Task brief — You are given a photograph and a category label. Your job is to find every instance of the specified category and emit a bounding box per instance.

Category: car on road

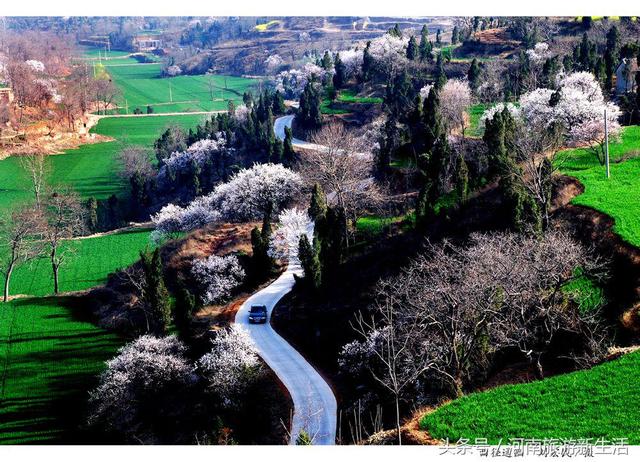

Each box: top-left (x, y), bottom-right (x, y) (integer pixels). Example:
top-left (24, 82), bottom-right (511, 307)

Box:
top-left (248, 305), bottom-right (268, 324)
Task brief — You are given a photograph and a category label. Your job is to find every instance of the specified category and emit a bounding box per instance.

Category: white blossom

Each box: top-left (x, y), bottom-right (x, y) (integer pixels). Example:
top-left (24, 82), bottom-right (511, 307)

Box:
top-left (419, 84), bottom-right (434, 100)
top-left (264, 54), bottom-right (284, 74)
top-left (526, 42), bottom-right (551, 65)
top-left (88, 335), bottom-right (193, 432)
top-left (197, 325), bottom-right (261, 407)
top-left (165, 65), bottom-right (182, 76)
top-left (209, 163), bottom-right (303, 221)
top-left (233, 104), bottom-right (250, 123)
top-left (269, 208), bottom-right (313, 260)
top-left (190, 254), bottom-right (245, 304)
top-left (368, 34), bottom-right (408, 72)
top-left (274, 62), bottom-right (330, 98)
top-left (440, 79), bottom-right (472, 132)
top-left (479, 103), bottom-right (521, 130)
top-left (25, 59), bottom-right (45, 73)
top-left (339, 48), bottom-right (364, 78)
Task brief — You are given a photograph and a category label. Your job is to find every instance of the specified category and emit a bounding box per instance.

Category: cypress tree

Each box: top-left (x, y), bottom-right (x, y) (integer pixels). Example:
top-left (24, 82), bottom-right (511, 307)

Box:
top-left (174, 281), bottom-right (196, 339)
top-left (141, 248), bottom-right (171, 335)
top-left (455, 154), bottom-right (469, 202)
top-left (435, 29), bottom-right (442, 47)
top-left (321, 51), bottom-right (333, 70)
top-left (362, 41), bottom-right (374, 80)
top-left (283, 126), bottom-right (296, 166)
top-left (86, 197), bottom-right (98, 232)
top-left (308, 183), bottom-right (328, 223)
top-left (467, 58), bottom-right (481, 92)
top-left (333, 53), bottom-right (346, 89)
top-left (406, 36), bottom-right (418, 60)
top-left (298, 234), bottom-right (322, 291)
top-left (451, 25), bottom-right (460, 44)
top-left (388, 23), bottom-right (402, 38)
top-left (419, 26), bottom-right (433, 62)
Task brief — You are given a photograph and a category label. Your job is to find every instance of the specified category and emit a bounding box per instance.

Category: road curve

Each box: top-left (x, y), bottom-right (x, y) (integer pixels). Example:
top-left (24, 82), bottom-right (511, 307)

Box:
top-left (234, 232), bottom-right (338, 444)
top-left (274, 114), bottom-right (328, 151)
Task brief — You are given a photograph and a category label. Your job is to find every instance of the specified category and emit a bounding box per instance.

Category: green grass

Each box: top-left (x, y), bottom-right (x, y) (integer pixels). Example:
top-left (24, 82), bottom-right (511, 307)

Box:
top-left (320, 98), bottom-right (350, 115)
top-left (0, 114), bottom-right (206, 215)
top-left (559, 125), bottom-right (640, 248)
top-left (9, 228), bottom-right (154, 297)
top-left (468, 103), bottom-right (490, 137)
top-left (0, 297), bottom-right (123, 444)
top-left (337, 89), bottom-right (383, 104)
top-left (105, 64), bottom-right (258, 115)
top-left (420, 351), bottom-right (640, 443)
top-left (563, 268), bottom-right (605, 314)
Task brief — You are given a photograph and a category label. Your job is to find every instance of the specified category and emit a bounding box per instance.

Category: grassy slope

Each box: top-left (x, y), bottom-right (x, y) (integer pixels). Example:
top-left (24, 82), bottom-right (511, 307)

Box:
top-left (420, 351), bottom-right (640, 443)
top-left (106, 64), bottom-right (258, 114)
top-left (0, 114), bottom-right (205, 214)
top-left (10, 228), bottom-right (154, 297)
top-left (559, 125), bottom-right (640, 248)
top-left (0, 297), bottom-right (122, 444)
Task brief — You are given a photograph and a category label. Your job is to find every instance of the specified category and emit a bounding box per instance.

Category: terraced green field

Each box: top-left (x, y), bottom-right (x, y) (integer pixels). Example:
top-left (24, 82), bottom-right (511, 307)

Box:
top-left (105, 64), bottom-right (258, 114)
top-left (559, 125), bottom-right (640, 248)
top-left (9, 228), bottom-right (154, 297)
top-left (0, 297), bottom-right (122, 444)
top-left (467, 103), bottom-right (490, 137)
top-left (420, 351), bottom-right (640, 443)
top-left (0, 114), bottom-right (206, 214)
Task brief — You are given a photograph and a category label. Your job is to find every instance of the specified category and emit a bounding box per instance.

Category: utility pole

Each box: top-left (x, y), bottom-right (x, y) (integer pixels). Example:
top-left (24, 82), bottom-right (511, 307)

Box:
top-left (604, 109), bottom-right (610, 179)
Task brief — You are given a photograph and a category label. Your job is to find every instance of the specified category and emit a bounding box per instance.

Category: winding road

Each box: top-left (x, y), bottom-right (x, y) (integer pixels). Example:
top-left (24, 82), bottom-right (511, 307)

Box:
top-left (233, 118), bottom-right (338, 445)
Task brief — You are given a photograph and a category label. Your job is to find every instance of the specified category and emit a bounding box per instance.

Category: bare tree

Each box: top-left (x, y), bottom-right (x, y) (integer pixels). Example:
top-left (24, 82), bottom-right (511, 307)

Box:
top-left (93, 78), bottom-right (120, 115)
top-left (42, 189), bottom-right (85, 294)
top-left (19, 153), bottom-right (49, 208)
top-left (341, 231), bottom-right (608, 439)
top-left (509, 120), bottom-right (564, 228)
top-left (0, 207), bottom-right (45, 302)
top-left (118, 145), bottom-right (154, 179)
top-left (302, 123), bottom-right (383, 244)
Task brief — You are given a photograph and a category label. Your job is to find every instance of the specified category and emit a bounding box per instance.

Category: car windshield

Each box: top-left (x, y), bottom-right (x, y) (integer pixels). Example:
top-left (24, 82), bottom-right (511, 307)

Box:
top-left (250, 306), bottom-right (266, 313)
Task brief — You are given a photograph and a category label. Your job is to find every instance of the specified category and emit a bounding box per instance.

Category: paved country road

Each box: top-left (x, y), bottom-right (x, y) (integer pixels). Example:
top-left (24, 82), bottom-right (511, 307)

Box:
top-left (274, 114), bottom-right (329, 151)
top-left (234, 227), bottom-right (337, 445)
top-left (235, 125), bottom-right (338, 445)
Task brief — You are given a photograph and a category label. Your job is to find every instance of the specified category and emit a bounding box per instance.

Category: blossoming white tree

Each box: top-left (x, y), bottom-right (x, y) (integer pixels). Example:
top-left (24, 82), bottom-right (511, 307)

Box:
top-left (88, 335), bottom-right (193, 439)
top-left (152, 163), bottom-right (302, 240)
top-left (197, 325), bottom-right (261, 408)
top-left (368, 34), bottom-right (408, 75)
top-left (269, 207), bottom-right (313, 260)
top-left (190, 254), bottom-right (245, 304)
top-left (264, 54), bottom-right (284, 74)
top-left (274, 62), bottom-right (330, 98)
top-left (439, 79), bottom-right (473, 135)
top-left (209, 162), bottom-right (303, 221)
top-left (519, 71), bottom-right (622, 164)
top-left (479, 103), bottom-right (521, 131)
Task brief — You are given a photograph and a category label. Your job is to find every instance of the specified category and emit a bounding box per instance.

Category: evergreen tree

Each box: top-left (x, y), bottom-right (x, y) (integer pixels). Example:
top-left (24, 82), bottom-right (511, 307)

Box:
top-left (321, 50), bottom-right (333, 70)
top-left (455, 154), bottom-right (469, 202)
top-left (308, 183), bottom-right (328, 222)
top-left (467, 58), bottom-right (481, 92)
top-left (298, 82), bottom-right (322, 130)
top-left (542, 56), bottom-right (561, 88)
top-left (298, 234), bottom-right (322, 291)
top-left (451, 25), bottom-right (460, 44)
top-left (435, 29), bottom-right (442, 47)
top-left (604, 25), bottom-right (620, 90)
top-left (388, 23), bottom-right (402, 38)
top-left (283, 126), bottom-right (296, 166)
top-left (362, 41), bottom-right (374, 81)
top-left (435, 52), bottom-right (447, 89)
top-left (272, 90), bottom-right (286, 115)
top-left (86, 197), bottom-right (98, 232)
top-left (174, 281), bottom-right (196, 339)
top-left (419, 26), bottom-right (433, 62)
top-left (333, 52), bottom-right (347, 89)
top-left (406, 36), bottom-right (418, 61)
top-left (141, 248), bottom-right (171, 335)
